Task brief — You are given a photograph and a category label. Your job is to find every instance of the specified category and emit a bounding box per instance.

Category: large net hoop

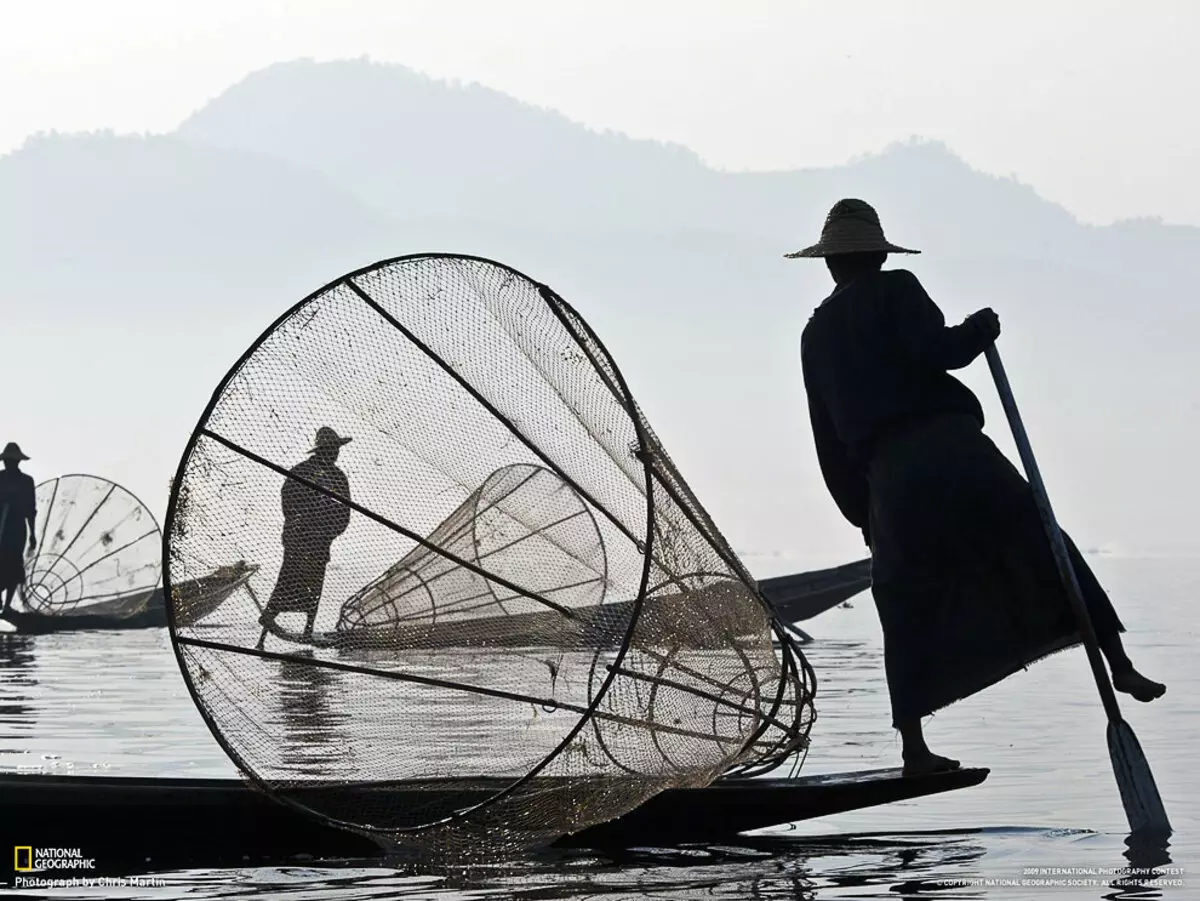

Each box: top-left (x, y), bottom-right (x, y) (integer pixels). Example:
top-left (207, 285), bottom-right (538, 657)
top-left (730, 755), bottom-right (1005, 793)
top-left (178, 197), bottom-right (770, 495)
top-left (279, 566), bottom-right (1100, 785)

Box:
top-left (163, 253), bottom-right (817, 857)
top-left (22, 474), bottom-right (161, 616)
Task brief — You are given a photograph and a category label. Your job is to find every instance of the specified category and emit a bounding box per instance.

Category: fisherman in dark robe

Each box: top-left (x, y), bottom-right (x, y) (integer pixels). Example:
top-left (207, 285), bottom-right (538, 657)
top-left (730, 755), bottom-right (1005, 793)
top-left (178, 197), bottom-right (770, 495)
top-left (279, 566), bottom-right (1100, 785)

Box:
top-left (0, 443), bottom-right (37, 616)
top-left (256, 427), bottom-right (353, 649)
top-left (790, 199), bottom-right (1165, 776)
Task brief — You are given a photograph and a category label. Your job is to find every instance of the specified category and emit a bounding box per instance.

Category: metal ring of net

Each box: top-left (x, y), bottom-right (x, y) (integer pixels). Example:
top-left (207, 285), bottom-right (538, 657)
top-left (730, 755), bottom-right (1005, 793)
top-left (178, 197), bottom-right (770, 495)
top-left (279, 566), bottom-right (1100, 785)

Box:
top-left (163, 253), bottom-right (817, 858)
top-left (22, 474), bottom-right (162, 615)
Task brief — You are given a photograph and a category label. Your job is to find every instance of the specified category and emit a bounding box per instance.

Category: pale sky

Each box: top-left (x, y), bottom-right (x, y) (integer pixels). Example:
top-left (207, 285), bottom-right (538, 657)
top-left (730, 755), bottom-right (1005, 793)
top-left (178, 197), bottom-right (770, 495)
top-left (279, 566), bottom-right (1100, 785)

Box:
top-left (3, 0), bottom-right (1198, 227)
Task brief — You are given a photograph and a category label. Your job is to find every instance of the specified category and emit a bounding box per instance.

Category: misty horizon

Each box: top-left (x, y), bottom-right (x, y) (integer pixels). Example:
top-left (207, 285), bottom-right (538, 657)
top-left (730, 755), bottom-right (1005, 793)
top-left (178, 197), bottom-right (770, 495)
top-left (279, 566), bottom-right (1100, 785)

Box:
top-left (4, 56), bottom-right (1198, 571)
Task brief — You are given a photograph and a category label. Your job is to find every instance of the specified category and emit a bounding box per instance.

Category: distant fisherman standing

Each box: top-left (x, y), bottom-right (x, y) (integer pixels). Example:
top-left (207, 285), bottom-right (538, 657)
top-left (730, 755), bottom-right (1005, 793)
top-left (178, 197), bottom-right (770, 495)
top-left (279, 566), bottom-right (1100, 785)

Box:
top-left (791, 199), bottom-right (1164, 776)
top-left (256, 427), bottom-right (353, 648)
top-left (0, 442), bottom-right (37, 616)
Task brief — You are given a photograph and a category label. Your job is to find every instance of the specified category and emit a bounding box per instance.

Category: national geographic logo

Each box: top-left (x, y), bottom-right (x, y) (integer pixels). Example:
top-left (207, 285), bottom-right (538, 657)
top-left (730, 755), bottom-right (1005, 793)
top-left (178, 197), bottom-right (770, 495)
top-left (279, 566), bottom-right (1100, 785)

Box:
top-left (13, 846), bottom-right (95, 872)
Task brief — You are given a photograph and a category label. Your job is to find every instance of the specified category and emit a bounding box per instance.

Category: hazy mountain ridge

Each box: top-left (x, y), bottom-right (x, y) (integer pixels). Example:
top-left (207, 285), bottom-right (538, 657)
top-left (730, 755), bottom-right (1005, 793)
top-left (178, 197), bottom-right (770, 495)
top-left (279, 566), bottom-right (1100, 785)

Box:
top-left (172, 59), bottom-right (1200, 273)
top-left (2, 58), bottom-right (1198, 562)
top-left (0, 129), bottom-right (389, 280)
top-left (175, 58), bottom-right (716, 239)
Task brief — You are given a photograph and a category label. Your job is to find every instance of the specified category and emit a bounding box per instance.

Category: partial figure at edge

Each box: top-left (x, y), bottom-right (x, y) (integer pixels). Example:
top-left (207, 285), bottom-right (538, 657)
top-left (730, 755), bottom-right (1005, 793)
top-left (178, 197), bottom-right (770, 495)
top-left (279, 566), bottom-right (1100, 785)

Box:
top-left (0, 443), bottom-right (36, 616)
top-left (788, 199), bottom-right (1165, 776)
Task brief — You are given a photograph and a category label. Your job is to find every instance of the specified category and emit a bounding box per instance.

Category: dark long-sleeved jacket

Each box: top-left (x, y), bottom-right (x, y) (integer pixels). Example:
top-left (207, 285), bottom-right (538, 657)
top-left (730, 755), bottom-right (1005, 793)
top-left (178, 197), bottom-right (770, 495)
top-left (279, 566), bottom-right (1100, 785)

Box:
top-left (281, 456), bottom-right (351, 549)
top-left (800, 268), bottom-right (993, 530)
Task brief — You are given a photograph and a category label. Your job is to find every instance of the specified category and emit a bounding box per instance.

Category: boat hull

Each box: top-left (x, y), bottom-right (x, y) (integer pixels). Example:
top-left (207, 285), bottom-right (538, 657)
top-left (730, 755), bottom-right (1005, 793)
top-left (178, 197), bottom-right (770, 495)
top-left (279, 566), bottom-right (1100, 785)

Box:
top-left (278, 560), bottom-right (873, 650)
top-left (0, 766), bottom-right (987, 874)
top-left (1, 605), bottom-right (166, 635)
top-left (0, 566), bottom-right (257, 635)
top-left (758, 559), bottom-right (871, 623)
top-left (0, 561), bottom-right (866, 639)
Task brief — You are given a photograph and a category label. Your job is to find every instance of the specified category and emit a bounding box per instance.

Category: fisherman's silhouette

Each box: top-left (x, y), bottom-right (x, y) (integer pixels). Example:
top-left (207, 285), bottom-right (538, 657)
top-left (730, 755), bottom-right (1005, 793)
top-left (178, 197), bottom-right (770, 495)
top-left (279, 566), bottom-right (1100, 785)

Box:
top-left (0, 443), bottom-right (37, 617)
top-left (256, 428), bottom-right (352, 649)
top-left (791, 200), bottom-right (1165, 776)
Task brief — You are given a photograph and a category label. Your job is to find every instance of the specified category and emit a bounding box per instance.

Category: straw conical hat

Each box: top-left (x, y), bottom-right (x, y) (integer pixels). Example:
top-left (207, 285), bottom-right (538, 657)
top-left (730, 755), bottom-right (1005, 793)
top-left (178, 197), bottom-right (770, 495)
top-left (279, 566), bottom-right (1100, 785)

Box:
top-left (784, 198), bottom-right (920, 258)
top-left (0, 442), bottom-right (29, 461)
top-left (307, 426), bottom-right (352, 454)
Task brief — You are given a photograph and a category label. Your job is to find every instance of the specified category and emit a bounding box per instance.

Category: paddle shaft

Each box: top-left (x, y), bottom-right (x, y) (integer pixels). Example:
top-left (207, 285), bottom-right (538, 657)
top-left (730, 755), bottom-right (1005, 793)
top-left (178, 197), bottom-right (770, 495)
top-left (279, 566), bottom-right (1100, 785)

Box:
top-left (983, 345), bottom-right (1123, 723)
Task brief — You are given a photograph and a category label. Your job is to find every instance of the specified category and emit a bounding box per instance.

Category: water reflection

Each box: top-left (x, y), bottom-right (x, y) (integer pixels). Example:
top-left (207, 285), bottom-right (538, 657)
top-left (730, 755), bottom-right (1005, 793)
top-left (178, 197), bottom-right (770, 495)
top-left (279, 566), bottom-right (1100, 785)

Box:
top-left (1107, 830), bottom-right (1177, 898)
top-left (0, 635), bottom-right (37, 752)
top-left (0, 555), bottom-right (1188, 900)
top-left (330, 832), bottom-right (989, 901)
top-left (223, 832), bottom-right (993, 900)
top-left (276, 650), bottom-right (353, 778)
top-left (56, 827), bottom-right (1179, 901)
top-left (732, 832), bottom-right (988, 900)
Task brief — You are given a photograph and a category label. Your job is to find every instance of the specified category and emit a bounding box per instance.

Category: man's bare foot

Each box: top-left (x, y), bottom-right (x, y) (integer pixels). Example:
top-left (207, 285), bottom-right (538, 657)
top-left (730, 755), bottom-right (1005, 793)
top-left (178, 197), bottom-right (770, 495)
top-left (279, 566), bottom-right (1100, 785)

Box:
top-left (903, 751), bottom-right (961, 777)
top-left (1113, 669), bottom-right (1166, 703)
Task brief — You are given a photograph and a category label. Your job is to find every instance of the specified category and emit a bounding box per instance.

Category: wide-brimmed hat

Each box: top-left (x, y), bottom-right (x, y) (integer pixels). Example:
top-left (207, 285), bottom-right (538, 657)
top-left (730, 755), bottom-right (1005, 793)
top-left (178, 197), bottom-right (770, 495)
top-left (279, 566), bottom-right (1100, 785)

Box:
top-left (0, 442), bottom-right (29, 461)
top-left (308, 427), bottom-right (352, 454)
top-left (784, 198), bottom-right (920, 258)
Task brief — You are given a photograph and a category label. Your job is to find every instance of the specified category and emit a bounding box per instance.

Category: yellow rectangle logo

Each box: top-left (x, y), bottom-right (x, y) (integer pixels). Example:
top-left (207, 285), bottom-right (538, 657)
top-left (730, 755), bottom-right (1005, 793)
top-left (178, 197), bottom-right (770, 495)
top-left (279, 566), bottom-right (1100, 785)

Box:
top-left (13, 846), bottom-right (32, 871)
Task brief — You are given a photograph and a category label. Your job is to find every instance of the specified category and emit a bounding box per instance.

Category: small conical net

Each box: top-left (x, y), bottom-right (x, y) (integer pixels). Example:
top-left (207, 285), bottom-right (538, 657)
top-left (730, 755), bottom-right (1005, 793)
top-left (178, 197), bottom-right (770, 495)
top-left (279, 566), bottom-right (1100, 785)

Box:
top-left (164, 253), bottom-right (816, 857)
top-left (22, 474), bottom-right (161, 616)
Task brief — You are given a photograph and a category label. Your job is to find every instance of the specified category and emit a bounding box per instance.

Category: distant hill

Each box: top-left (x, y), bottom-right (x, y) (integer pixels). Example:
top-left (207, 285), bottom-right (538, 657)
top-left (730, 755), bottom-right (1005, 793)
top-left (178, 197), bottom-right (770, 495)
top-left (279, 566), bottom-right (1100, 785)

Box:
top-left (175, 60), bottom-right (1200, 275)
top-left (0, 129), bottom-right (392, 290)
top-left (176, 59), bottom-right (717, 237)
top-left (2, 58), bottom-right (1198, 562)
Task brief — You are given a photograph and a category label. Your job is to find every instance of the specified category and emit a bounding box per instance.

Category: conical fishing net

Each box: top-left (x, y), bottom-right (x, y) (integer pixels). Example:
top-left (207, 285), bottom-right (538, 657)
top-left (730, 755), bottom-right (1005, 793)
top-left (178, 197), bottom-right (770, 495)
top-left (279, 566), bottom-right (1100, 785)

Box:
top-left (164, 253), bottom-right (817, 857)
top-left (22, 474), bottom-right (162, 616)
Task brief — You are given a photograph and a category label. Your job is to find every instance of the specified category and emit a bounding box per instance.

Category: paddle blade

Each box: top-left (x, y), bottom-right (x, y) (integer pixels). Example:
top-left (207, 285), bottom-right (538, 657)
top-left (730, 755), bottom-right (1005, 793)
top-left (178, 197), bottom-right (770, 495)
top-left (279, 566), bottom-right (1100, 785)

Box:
top-left (1108, 718), bottom-right (1171, 836)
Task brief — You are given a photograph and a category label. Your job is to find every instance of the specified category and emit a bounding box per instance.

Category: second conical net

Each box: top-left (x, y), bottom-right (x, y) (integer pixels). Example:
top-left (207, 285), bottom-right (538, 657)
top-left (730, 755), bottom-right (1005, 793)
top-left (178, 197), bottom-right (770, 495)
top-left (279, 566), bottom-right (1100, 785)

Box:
top-left (23, 474), bottom-right (161, 616)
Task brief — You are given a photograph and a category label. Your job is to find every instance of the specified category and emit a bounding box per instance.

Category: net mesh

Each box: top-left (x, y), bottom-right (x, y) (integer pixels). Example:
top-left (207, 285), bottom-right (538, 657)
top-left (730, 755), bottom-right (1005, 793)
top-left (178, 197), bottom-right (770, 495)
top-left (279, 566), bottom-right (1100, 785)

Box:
top-left (163, 254), bottom-right (816, 857)
top-left (335, 462), bottom-right (608, 645)
top-left (169, 559), bottom-right (261, 627)
top-left (22, 474), bottom-right (162, 616)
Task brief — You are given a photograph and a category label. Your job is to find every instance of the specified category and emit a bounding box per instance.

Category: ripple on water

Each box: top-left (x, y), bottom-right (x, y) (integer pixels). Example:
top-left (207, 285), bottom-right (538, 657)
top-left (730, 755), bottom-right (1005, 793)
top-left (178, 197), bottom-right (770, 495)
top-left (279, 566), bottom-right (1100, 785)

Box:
top-left (0, 556), bottom-right (1194, 898)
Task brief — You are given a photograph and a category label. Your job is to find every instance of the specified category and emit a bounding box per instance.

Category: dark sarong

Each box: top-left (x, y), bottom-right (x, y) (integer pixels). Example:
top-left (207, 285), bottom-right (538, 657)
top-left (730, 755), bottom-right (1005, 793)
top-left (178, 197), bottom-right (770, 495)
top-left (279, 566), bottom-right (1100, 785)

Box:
top-left (0, 471), bottom-right (36, 594)
top-left (866, 413), bottom-right (1123, 726)
top-left (264, 543), bottom-right (333, 618)
top-left (0, 516), bottom-right (26, 593)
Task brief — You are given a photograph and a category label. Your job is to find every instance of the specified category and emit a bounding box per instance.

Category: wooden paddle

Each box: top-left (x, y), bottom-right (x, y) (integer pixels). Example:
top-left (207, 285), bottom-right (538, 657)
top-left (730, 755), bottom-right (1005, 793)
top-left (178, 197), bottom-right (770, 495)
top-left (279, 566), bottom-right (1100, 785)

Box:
top-left (984, 343), bottom-right (1171, 836)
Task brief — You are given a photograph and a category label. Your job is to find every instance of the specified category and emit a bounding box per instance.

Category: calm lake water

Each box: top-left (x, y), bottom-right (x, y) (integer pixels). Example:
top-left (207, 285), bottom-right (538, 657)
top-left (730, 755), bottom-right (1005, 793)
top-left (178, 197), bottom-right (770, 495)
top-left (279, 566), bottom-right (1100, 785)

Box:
top-left (0, 555), bottom-right (1194, 899)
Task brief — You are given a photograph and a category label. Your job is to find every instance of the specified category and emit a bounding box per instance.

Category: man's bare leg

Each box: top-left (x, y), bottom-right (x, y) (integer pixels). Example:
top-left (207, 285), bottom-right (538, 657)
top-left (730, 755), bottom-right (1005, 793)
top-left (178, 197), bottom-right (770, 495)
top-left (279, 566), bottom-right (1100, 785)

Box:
top-left (1099, 632), bottom-right (1166, 702)
top-left (898, 718), bottom-right (960, 777)
top-left (255, 612), bottom-right (276, 651)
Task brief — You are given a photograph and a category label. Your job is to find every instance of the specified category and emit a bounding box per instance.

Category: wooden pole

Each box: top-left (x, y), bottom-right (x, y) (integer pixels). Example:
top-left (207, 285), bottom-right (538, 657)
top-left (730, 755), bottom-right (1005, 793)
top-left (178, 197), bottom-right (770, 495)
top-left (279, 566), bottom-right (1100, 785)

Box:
top-left (984, 343), bottom-right (1170, 835)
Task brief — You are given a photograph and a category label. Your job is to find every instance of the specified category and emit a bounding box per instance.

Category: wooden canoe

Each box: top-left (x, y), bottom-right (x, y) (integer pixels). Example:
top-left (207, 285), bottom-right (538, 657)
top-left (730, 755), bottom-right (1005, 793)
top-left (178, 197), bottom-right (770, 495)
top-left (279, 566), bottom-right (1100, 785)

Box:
top-left (0, 558), bottom-right (867, 639)
top-left (759, 558), bottom-right (870, 622)
top-left (0, 564), bottom-right (258, 635)
top-left (267, 559), bottom-right (871, 651)
top-left (0, 766), bottom-right (987, 874)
